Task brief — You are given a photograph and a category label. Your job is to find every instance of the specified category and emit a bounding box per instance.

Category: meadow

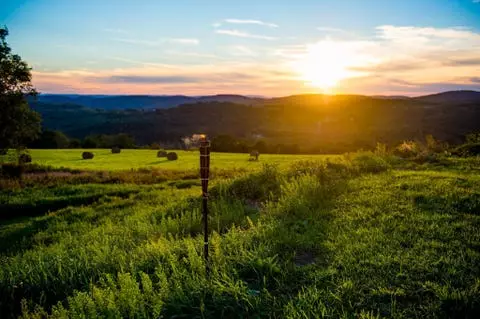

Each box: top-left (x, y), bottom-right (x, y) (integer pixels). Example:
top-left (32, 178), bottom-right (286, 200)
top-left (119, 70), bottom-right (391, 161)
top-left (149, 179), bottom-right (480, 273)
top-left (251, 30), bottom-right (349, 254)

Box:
top-left (1, 150), bottom-right (479, 318)
top-left (27, 149), bottom-right (332, 171)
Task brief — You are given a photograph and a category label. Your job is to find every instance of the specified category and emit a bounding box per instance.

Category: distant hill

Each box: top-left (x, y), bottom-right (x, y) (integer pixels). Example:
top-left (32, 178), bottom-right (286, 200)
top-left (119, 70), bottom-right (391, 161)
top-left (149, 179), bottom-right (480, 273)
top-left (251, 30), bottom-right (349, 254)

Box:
top-left (29, 91), bottom-right (480, 152)
top-left (32, 90), bottom-right (480, 111)
top-left (31, 94), bottom-right (261, 110)
top-left (412, 90), bottom-right (480, 104)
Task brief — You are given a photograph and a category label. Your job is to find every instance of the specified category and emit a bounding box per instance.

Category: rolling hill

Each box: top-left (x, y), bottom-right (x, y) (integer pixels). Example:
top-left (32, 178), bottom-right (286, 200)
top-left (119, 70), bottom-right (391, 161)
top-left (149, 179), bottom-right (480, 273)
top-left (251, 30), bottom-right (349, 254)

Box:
top-left (29, 91), bottom-right (480, 152)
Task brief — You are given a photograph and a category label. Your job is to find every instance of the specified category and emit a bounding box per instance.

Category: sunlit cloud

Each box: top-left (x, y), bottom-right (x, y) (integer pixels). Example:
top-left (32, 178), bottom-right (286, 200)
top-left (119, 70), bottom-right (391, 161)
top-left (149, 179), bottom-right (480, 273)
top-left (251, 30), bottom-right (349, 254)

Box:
top-left (224, 19), bottom-right (279, 28)
top-left (215, 29), bottom-right (276, 40)
top-left (33, 25), bottom-right (480, 96)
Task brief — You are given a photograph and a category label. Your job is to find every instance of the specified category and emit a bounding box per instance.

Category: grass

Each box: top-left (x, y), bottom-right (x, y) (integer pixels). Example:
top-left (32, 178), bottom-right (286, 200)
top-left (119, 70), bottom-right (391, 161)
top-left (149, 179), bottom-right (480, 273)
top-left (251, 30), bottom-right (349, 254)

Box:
top-left (0, 152), bottom-right (479, 318)
top-left (23, 149), bottom-right (334, 171)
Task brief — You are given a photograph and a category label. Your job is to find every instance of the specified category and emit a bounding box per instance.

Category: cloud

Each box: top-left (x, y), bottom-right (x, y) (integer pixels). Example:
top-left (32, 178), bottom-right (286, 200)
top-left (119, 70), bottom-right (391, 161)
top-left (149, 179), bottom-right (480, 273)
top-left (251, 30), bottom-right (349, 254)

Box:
top-left (103, 75), bottom-right (200, 84)
top-left (224, 19), bottom-right (278, 28)
top-left (215, 29), bottom-right (276, 40)
top-left (229, 45), bottom-right (257, 57)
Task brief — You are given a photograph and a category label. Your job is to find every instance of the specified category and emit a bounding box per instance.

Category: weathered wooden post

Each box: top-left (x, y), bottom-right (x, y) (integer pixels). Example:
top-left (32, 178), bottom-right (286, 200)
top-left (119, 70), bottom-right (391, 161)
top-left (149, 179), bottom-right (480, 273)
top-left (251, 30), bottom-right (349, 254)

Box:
top-left (199, 136), bottom-right (210, 274)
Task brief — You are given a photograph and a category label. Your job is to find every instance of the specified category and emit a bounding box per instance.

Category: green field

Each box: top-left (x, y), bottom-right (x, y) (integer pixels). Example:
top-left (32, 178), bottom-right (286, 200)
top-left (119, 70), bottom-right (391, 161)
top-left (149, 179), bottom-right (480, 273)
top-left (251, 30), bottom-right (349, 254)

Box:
top-left (28, 149), bottom-right (332, 171)
top-left (1, 151), bottom-right (480, 318)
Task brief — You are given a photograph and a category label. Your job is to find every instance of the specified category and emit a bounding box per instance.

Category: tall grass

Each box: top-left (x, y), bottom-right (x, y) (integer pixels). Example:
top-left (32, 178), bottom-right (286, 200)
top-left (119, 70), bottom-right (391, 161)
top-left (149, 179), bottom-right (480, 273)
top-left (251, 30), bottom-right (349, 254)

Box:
top-left (0, 153), bottom-right (478, 318)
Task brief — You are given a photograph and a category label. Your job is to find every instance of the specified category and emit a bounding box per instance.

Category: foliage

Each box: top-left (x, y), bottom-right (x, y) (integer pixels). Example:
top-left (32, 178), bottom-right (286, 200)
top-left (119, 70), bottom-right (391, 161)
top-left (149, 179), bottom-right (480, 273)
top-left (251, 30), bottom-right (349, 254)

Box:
top-left (0, 163), bottom-right (24, 179)
top-left (30, 130), bottom-right (70, 149)
top-left (166, 152), bottom-right (178, 161)
top-left (394, 140), bottom-right (421, 158)
top-left (80, 134), bottom-right (135, 149)
top-left (0, 27), bottom-right (41, 150)
top-left (18, 153), bottom-right (32, 164)
top-left (82, 151), bottom-right (94, 160)
top-left (453, 143), bottom-right (480, 157)
top-left (466, 132), bottom-right (480, 144)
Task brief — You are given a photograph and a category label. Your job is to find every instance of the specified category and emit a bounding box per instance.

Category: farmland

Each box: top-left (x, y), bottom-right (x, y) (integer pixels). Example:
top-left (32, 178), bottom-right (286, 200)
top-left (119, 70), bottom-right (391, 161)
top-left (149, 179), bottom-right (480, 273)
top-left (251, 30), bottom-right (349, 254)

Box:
top-left (1, 150), bottom-right (480, 318)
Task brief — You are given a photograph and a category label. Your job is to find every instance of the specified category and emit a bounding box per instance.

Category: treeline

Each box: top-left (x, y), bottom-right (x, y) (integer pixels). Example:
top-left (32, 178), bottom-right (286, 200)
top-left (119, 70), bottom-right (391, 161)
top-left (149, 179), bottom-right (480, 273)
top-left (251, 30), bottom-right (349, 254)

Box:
top-left (29, 131), bottom-right (136, 149)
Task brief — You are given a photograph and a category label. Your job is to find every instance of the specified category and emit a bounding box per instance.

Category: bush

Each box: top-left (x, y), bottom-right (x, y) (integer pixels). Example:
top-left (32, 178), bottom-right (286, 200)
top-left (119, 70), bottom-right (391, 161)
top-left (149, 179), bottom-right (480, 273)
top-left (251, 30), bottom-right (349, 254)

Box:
top-left (166, 152), bottom-right (178, 161)
top-left (0, 164), bottom-right (24, 179)
top-left (394, 141), bottom-right (421, 158)
top-left (111, 147), bottom-right (121, 154)
top-left (157, 150), bottom-right (168, 158)
top-left (18, 153), bottom-right (32, 164)
top-left (82, 152), bottom-right (94, 160)
top-left (347, 152), bottom-right (391, 173)
top-left (453, 143), bottom-right (480, 157)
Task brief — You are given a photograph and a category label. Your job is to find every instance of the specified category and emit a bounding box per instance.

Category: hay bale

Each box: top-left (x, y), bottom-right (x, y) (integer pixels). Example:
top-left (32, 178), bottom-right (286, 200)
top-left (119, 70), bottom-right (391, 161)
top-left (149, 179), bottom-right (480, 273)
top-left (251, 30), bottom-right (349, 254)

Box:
top-left (19, 153), bottom-right (32, 164)
top-left (157, 150), bottom-right (168, 158)
top-left (166, 152), bottom-right (178, 161)
top-left (111, 146), bottom-right (121, 154)
top-left (82, 151), bottom-right (94, 160)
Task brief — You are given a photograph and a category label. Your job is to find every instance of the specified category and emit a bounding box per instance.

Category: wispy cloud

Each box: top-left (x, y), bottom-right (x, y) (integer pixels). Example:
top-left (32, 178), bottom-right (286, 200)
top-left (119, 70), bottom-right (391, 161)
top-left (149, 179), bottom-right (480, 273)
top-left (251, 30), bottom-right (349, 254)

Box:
top-left (103, 75), bottom-right (201, 84)
top-left (229, 45), bottom-right (257, 57)
top-left (224, 19), bottom-right (279, 28)
top-left (215, 29), bottom-right (276, 40)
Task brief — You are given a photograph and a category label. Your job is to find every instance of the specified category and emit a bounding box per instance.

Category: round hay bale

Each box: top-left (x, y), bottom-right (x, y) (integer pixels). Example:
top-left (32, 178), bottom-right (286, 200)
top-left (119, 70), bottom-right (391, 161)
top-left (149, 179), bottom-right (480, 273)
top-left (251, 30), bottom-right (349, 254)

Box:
top-left (111, 146), bottom-right (121, 154)
top-left (157, 150), bottom-right (168, 158)
top-left (19, 153), bottom-right (32, 164)
top-left (82, 151), bottom-right (94, 160)
top-left (166, 152), bottom-right (178, 161)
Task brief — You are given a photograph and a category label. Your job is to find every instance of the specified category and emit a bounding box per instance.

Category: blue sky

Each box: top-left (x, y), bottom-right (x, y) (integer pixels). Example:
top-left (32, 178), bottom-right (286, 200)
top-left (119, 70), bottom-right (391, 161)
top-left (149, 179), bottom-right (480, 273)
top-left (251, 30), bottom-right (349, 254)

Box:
top-left (1, 0), bottom-right (480, 96)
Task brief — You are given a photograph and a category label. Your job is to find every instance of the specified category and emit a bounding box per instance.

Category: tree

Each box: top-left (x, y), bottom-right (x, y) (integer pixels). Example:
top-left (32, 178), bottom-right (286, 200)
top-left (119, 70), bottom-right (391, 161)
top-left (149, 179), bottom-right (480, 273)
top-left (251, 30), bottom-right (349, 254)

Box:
top-left (0, 27), bottom-right (41, 151)
top-left (31, 130), bottom-right (70, 149)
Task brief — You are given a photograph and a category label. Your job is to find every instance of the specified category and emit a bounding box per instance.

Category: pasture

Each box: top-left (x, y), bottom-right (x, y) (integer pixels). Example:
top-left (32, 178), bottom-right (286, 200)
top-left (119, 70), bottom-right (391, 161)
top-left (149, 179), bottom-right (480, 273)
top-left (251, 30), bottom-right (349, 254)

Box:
top-left (1, 151), bottom-right (479, 318)
top-left (27, 149), bottom-right (332, 171)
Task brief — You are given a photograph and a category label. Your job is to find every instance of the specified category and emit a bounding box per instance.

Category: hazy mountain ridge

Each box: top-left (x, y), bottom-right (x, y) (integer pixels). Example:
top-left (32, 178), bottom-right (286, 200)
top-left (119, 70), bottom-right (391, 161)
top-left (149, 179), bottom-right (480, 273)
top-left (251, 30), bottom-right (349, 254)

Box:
top-left (32, 90), bottom-right (480, 110)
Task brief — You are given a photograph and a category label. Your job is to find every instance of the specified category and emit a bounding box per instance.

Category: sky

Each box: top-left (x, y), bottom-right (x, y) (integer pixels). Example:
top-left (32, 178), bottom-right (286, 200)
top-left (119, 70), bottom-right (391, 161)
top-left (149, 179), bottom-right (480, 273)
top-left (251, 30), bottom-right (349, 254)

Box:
top-left (1, 0), bottom-right (480, 96)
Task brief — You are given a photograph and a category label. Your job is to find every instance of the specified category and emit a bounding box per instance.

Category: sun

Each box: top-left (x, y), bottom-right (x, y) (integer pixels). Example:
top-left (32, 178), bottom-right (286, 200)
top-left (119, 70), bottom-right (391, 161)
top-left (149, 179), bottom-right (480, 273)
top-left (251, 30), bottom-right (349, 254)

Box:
top-left (293, 39), bottom-right (368, 91)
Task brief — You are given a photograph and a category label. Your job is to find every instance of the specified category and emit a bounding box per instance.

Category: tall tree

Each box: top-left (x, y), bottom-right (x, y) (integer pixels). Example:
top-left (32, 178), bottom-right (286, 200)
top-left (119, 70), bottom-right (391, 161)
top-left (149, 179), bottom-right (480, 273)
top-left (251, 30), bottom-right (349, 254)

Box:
top-left (0, 26), bottom-right (41, 151)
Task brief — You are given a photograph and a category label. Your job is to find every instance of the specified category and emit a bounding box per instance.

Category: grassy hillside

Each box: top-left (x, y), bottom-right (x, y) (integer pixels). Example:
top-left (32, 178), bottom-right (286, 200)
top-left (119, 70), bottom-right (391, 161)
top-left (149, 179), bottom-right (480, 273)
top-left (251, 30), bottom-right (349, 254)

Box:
top-left (1, 153), bottom-right (479, 318)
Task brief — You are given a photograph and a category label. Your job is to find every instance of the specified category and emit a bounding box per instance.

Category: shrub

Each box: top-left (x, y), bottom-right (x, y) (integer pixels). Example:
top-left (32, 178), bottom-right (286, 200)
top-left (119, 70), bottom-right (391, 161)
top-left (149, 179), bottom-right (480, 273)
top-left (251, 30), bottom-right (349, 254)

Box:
top-left (394, 141), bottom-right (421, 158)
top-left (453, 143), bottom-right (480, 157)
top-left (166, 152), bottom-right (178, 161)
top-left (18, 153), bottom-right (32, 164)
top-left (0, 163), bottom-right (24, 179)
top-left (82, 152), bottom-right (94, 160)
top-left (157, 150), bottom-right (168, 158)
top-left (150, 143), bottom-right (161, 150)
top-left (347, 152), bottom-right (391, 173)
top-left (111, 146), bottom-right (121, 154)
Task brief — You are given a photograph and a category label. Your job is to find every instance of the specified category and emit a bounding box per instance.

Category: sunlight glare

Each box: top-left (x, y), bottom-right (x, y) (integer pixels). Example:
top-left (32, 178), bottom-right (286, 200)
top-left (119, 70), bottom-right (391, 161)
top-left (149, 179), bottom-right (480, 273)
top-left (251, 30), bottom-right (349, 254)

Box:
top-left (293, 39), bottom-right (370, 91)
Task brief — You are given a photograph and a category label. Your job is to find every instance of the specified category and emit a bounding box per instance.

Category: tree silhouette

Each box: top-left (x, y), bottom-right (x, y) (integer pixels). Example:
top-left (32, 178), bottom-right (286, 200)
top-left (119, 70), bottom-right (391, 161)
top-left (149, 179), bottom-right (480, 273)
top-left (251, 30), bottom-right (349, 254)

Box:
top-left (0, 26), bottom-right (41, 151)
